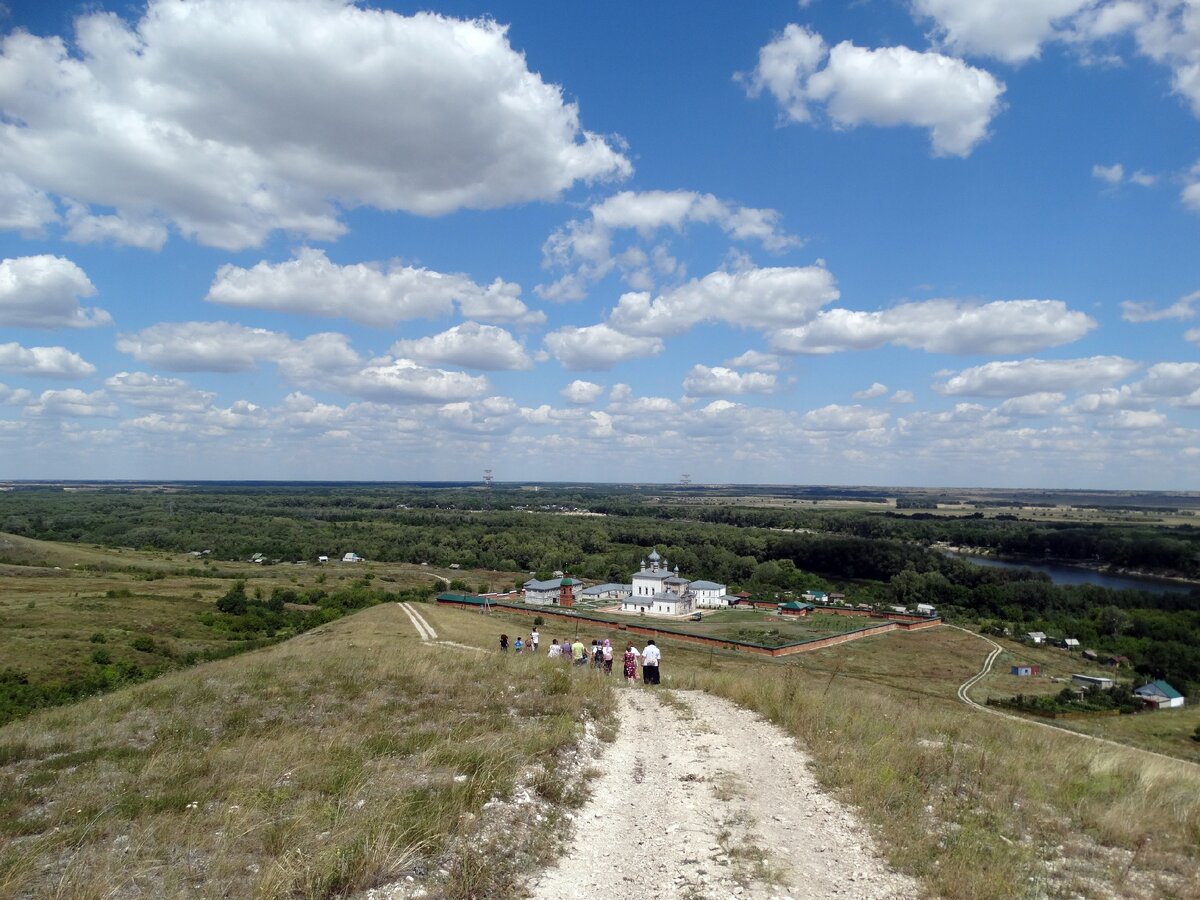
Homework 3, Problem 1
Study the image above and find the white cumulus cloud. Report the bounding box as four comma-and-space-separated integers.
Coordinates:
390, 323, 532, 371
682, 365, 777, 397
115, 321, 293, 372
772, 299, 1094, 355
560, 380, 605, 405
0, 0, 629, 250
538, 189, 798, 301
853, 382, 889, 400
801, 404, 890, 431
104, 371, 216, 413
25, 388, 117, 418
913, 0, 1093, 64
543, 324, 664, 371
0, 255, 109, 329
742, 25, 1005, 157
207, 248, 542, 327
609, 265, 838, 338
0, 342, 96, 378
935, 356, 1140, 397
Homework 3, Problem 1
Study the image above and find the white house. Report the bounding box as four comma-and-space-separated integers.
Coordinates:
915, 603, 937, 616
1025, 631, 1047, 645
342, 552, 362, 563
620, 550, 728, 617
1134, 680, 1185, 709
523, 577, 580, 606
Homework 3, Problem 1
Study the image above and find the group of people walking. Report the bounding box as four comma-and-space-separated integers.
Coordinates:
500, 629, 661, 684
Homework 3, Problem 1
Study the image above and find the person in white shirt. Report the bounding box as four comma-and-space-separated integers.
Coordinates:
530, 628, 539, 652
641, 639, 661, 685
547, 639, 561, 659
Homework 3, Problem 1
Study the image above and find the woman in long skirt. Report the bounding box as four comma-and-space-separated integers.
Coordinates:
623, 643, 640, 683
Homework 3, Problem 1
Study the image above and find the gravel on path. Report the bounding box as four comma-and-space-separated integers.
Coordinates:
527, 687, 921, 900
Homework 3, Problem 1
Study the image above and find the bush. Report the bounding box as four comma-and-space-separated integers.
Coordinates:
90, 649, 112, 665
131, 636, 156, 654
89, 633, 106, 643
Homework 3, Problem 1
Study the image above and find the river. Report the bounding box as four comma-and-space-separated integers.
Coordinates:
938, 549, 1197, 595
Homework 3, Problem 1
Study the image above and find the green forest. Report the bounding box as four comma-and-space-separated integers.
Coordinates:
3, 483, 1199, 693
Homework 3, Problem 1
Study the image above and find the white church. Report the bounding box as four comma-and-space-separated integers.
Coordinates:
620, 550, 730, 617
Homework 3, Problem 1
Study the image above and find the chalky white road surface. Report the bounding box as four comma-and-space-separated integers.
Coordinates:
528, 688, 920, 900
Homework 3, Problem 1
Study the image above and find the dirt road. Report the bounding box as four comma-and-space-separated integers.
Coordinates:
528, 688, 919, 900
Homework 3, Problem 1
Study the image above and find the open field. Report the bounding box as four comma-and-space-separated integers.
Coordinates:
0, 534, 448, 724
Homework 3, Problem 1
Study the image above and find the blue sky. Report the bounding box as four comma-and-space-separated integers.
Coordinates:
1, 0, 1198, 488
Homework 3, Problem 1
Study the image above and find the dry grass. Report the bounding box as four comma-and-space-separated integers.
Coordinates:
0, 603, 614, 899
445, 606, 1200, 898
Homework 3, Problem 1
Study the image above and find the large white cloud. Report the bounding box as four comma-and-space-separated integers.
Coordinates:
682, 365, 777, 396
115, 321, 293, 372
913, 0, 1093, 63
936, 356, 1141, 397
772, 299, 1095, 355
0, 0, 629, 250
207, 248, 543, 326
609, 265, 838, 338
0, 255, 110, 329
0, 174, 57, 233
742, 25, 1005, 157
389, 322, 533, 371
0, 342, 96, 378
543, 324, 664, 371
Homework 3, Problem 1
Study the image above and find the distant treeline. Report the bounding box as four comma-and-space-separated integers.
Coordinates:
3, 486, 1199, 691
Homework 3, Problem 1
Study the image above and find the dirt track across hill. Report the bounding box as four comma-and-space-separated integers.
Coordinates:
527, 688, 920, 900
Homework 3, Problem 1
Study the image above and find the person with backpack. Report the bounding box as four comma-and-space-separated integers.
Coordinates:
514, 636, 524, 654
591, 640, 603, 670
499, 634, 509, 652
601, 639, 614, 675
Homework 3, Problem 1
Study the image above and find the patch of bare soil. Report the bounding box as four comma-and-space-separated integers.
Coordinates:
528, 688, 920, 899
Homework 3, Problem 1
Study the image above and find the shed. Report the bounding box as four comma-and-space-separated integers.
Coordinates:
1071, 674, 1115, 690
1133, 680, 1185, 709
1024, 631, 1047, 645
1061, 638, 1080, 649
1081, 648, 1098, 661
915, 603, 937, 616
777, 601, 814, 617
1010, 664, 1040, 677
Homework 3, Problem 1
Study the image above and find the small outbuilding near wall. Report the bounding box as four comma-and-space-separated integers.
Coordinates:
1010, 664, 1039, 676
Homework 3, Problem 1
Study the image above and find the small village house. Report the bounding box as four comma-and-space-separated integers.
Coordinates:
915, 603, 936, 616
1133, 680, 1185, 709
1010, 664, 1040, 677
581, 583, 632, 603
1061, 638, 1080, 650
777, 601, 814, 617
341, 552, 362, 563
1024, 631, 1047, 645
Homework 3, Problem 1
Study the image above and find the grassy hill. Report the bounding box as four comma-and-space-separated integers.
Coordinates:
0, 603, 612, 898
2, 536, 1199, 898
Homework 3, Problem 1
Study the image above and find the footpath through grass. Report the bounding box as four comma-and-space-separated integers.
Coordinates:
460, 606, 1200, 899
0, 603, 614, 898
